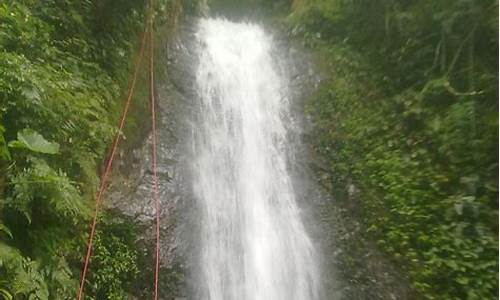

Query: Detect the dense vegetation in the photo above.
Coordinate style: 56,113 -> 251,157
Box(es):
0,0 -> 158,298
286,0 -> 498,299
1,0 -> 498,299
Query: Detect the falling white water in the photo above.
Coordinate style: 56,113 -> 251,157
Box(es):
191,18 -> 320,300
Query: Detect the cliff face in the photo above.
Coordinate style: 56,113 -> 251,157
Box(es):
2,0 -> 494,298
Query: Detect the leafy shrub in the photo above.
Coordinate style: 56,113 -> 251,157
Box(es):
0,0 -> 151,298
293,1 -> 498,299
86,213 -> 141,300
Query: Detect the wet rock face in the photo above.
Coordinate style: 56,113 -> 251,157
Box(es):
106,15 -> 414,300
105,16 -> 329,299
106,17 -> 200,299
105,16 -> 336,299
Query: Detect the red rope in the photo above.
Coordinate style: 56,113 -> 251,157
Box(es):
76,26 -> 148,300
148,8 -> 161,300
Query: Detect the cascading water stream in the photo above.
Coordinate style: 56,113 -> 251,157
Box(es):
191,18 -> 320,300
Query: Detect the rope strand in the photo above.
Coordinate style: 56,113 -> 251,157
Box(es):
76,23 -> 148,300
148,11 -> 161,300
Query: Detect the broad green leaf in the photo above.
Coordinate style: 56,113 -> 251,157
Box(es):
0,242 -> 23,267
0,224 -> 12,239
8,129 -> 59,154
0,124 -> 10,161
0,288 -> 12,300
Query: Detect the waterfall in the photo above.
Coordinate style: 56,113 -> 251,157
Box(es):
191,18 -> 320,300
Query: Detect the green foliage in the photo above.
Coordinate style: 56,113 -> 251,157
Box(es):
0,0 -> 157,298
8,129 -> 59,154
292,1 -> 498,299
0,242 -> 49,300
0,125 -> 10,161
86,213 -> 141,300
7,156 -> 89,224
